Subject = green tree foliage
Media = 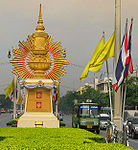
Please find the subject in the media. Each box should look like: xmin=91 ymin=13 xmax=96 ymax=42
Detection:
xmin=124 ymin=77 xmax=138 ymax=109
xmin=59 ymin=86 xmax=109 ymax=113
xmin=59 ymin=91 xmax=78 ymax=114
xmin=59 ymin=77 xmax=138 ymax=113
xmin=80 ymin=86 xmax=109 ymax=107
xmin=0 ymin=94 xmax=13 ymax=109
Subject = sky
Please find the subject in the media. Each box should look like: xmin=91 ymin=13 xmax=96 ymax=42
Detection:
xmin=0 ymin=0 xmax=138 ymax=96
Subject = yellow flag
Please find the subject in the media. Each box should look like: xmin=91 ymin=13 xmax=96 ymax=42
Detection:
xmin=80 ymin=34 xmax=105 ymax=81
xmin=5 ymin=79 xmax=14 ymax=99
xmin=18 ymin=92 xmax=22 ymax=105
xmin=80 ymin=32 xmax=114 ymax=81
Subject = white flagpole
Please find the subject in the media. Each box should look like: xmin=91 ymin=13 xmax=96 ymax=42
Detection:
xmin=106 ymin=60 xmax=113 ymax=122
xmin=56 ymin=103 xmax=58 ymax=117
xmin=55 ymin=87 xmax=58 ymax=117
xmin=122 ymin=80 xmax=127 ymax=122
xmin=20 ymin=89 xmax=23 ymax=114
xmin=13 ymin=75 xmax=17 ymax=119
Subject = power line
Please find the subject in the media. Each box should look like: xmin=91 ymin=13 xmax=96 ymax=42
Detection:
xmin=0 ymin=62 xmax=10 ymax=65
xmin=60 ymin=85 xmax=74 ymax=90
xmin=69 ymin=63 xmax=84 ymax=69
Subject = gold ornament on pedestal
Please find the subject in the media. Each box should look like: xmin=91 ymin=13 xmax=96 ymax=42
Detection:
xmin=11 ymin=4 xmax=69 ymax=82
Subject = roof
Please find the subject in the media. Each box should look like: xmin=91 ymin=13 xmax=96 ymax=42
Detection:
xmin=74 ymin=103 xmax=99 ymax=106
xmin=100 ymin=114 xmax=110 ymax=117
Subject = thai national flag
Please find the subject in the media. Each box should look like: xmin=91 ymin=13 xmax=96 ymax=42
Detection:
xmin=112 ymin=19 xmax=133 ymax=92
xmin=53 ymin=88 xmax=58 ymax=105
xmin=9 ymin=92 xmax=14 ymax=101
xmin=128 ymin=20 xmax=133 ymax=74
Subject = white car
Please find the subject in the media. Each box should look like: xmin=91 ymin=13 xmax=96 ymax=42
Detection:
xmin=100 ymin=114 xmax=110 ymax=129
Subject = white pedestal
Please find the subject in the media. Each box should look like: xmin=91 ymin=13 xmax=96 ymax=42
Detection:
xmin=17 ymin=112 xmax=59 ymax=128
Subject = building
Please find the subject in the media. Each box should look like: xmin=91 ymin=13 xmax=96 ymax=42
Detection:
xmin=94 ymin=77 xmax=112 ymax=94
xmin=76 ymin=83 xmax=94 ymax=95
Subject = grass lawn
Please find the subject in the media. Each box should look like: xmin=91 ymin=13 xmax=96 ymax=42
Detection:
xmin=0 ymin=128 xmax=133 ymax=150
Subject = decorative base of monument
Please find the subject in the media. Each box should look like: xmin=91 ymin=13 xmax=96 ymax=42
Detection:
xmin=17 ymin=112 xmax=59 ymax=128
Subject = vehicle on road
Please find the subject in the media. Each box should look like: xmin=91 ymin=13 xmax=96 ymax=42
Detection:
xmin=127 ymin=116 xmax=138 ymax=139
xmin=99 ymin=113 xmax=110 ymax=129
xmin=1 ymin=108 xmax=6 ymax=113
xmin=54 ymin=112 xmax=63 ymax=121
xmin=134 ymin=112 xmax=138 ymax=117
xmin=72 ymin=102 xmax=100 ymax=134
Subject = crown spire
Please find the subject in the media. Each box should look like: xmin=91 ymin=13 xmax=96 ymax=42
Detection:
xmin=35 ymin=4 xmax=45 ymax=32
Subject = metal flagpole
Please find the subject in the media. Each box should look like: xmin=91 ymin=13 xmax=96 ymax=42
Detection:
xmin=114 ymin=0 xmax=122 ymax=131
xmin=13 ymin=75 xmax=17 ymax=119
xmin=55 ymin=87 xmax=58 ymax=117
xmin=56 ymin=85 xmax=60 ymax=118
xmin=106 ymin=60 xmax=113 ymax=122
xmin=122 ymin=79 xmax=127 ymax=122
xmin=120 ymin=18 xmax=128 ymax=130
xmin=56 ymin=103 xmax=58 ymax=117
xmin=20 ymin=89 xmax=23 ymax=114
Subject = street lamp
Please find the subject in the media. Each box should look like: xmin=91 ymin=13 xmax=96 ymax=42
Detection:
xmin=8 ymin=50 xmax=11 ymax=59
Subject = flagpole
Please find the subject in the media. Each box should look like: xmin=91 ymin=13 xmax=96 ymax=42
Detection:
xmin=56 ymin=103 xmax=58 ymax=117
xmin=13 ymin=75 xmax=17 ymax=119
xmin=106 ymin=60 xmax=113 ymax=122
xmin=122 ymin=79 xmax=127 ymax=123
xmin=114 ymin=0 xmax=122 ymax=131
xmin=20 ymin=89 xmax=23 ymax=114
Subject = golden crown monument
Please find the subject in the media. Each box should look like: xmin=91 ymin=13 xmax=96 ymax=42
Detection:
xmin=10 ymin=4 xmax=68 ymax=128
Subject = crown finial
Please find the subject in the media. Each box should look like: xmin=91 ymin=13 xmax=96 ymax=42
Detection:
xmin=35 ymin=4 xmax=45 ymax=32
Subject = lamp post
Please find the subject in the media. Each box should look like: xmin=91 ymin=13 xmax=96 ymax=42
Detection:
xmin=8 ymin=48 xmax=17 ymax=119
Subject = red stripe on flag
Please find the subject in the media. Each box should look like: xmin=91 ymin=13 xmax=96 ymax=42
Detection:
xmin=129 ymin=59 xmax=133 ymax=73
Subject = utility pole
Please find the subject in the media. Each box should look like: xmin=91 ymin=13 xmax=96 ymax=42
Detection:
xmin=114 ymin=0 xmax=122 ymax=131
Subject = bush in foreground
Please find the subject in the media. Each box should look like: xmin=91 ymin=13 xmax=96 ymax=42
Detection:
xmin=0 ymin=128 xmax=133 ymax=150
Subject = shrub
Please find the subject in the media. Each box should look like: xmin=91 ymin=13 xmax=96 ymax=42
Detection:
xmin=6 ymin=119 xmax=18 ymax=126
xmin=0 ymin=128 xmax=133 ymax=150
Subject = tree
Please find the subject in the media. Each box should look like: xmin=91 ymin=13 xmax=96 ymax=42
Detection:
xmin=0 ymin=94 xmax=13 ymax=110
xmin=124 ymin=77 xmax=138 ymax=109
xmin=59 ymin=86 xmax=109 ymax=113
xmin=80 ymin=86 xmax=109 ymax=107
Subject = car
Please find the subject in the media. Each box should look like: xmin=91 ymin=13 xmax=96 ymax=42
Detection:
xmin=100 ymin=114 xmax=110 ymax=130
xmin=57 ymin=112 xmax=63 ymax=121
xmin=127 ymin=117 xmax=138 ymax=139
xmin=134 ymin=112 xmax=138 ymax=117
xmin=7 ymin=109 xmax=12 ymax=113
xmin=1 ymin=108 xmax=6 ymax=113
xmin=16 ymin=110 xmax=21 ymax=117
xmin=54 ymin=112 xmax=63 ymax=121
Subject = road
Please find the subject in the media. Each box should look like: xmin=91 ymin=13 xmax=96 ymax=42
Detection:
xmin=0 ymin=113 xmax=12 ymax=127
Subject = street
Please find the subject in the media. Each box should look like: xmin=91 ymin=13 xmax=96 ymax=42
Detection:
xmin=0 ymin=113 xmax=12 ymax=127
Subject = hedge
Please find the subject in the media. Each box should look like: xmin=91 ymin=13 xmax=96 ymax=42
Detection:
xmin=0 ymin=128 xmax=133 ymax=150
xmin=6 ymin=119 xmax=18 ymax=126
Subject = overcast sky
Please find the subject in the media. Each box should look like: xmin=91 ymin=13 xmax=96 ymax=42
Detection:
xmin=0 ymin=0 xmax=138 ymax=96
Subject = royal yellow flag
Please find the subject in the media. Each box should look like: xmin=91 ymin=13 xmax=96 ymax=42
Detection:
xmin=18 ymin=92 xmax=22 ymax=105
xmin=80 ymin=32 xmax=115 ymax=81
xmin=5 ymin=79 xmax=14 ymax=99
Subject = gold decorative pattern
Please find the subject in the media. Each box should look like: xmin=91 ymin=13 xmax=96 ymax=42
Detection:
xmin=10 ymin=4 xmax=69 ymax=82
